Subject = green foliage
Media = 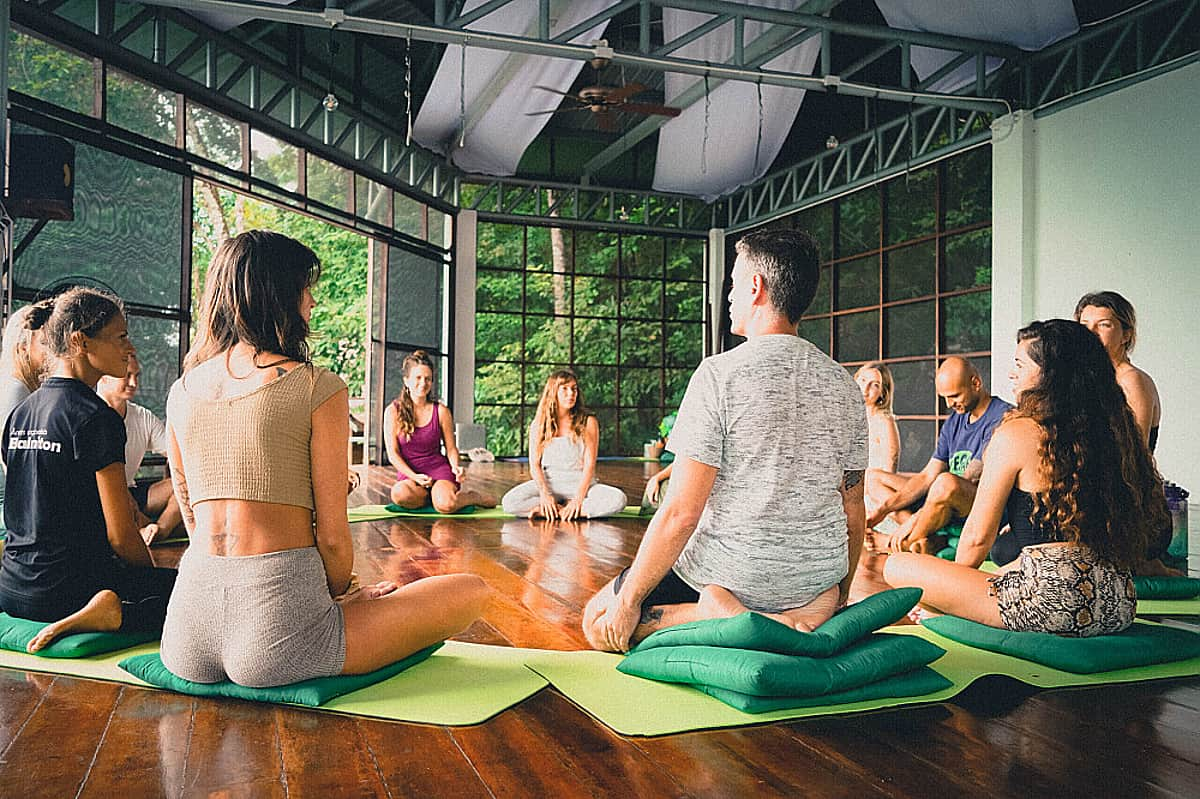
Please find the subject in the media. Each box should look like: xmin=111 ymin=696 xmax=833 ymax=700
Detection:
xmin=474 ymin=222 xmax=705 ymax=456
xmin=8 ymin=31 xmax=93 ymax=115
xmin=191 ymin=186 xmax=368 ymax=395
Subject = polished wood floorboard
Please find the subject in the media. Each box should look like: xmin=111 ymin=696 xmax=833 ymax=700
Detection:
xmin=1 ymin=460 xmax=1197 ymax=798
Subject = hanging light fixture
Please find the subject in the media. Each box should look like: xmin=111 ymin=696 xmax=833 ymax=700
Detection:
xmin=323 ymin=23 xmax=340 ymax=112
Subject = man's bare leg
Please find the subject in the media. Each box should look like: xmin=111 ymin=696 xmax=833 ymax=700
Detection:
xmin=895 ymin=474 xmax=977 ymax=552
xmin=581 ymin=575 xmax=702 ymax=649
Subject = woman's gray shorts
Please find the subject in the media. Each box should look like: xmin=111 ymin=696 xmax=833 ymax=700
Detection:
xmin=160 ymin=546 xmax=346 ymax=687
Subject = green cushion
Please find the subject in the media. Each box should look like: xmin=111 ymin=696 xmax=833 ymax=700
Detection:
xmin=384 ymin=503 xmax=476 ymax=515
xmin=921 ymin=616 xmax=1200 ymax=674
xmin=1133 ymin=576 xmax=1200 ymax=600
xmin=617 ymin=632 xmax=945 ymax=697
xmin=697 ymin=666 xmax=954 ymax=713
xmin=629 ymin=587 xmax=923 ymax=658
xmin=119 ymin=643 xmax=443 ymax=706
xmin=0 ymin=612 xmax=158 ymax=658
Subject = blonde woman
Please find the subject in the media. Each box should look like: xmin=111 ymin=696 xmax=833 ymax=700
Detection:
xmin=854 ymin=362 xmax=902 ymax=510
xmin=501 ymin=369 xmax=627 ymax=520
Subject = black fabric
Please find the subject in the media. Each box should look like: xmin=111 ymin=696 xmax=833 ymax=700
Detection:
xmin=615 ymin=566 xmax=701 ymax=610
xmin=0 ymin=377 xmax=127 ymax=610
xmin=0 ymin=560 xmax=176 ymax=633
xmin=991 ymin=485 xmax=1173 ymax=566
xmin=991 ymin=488 xmax=1052 ymax=566
xmin=129 ymin=481 xmax=152 ymax=512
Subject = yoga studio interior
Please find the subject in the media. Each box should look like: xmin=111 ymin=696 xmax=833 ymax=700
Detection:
xmin=1 ymin=1 xmax=1198 ymax=796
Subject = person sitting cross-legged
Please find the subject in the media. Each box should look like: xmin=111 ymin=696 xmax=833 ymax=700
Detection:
xmin=96 ymin=354 xmax=185 ymax=545
xmin=884 ymin=320 xmax=1169 ymax=635
xmin=582 ymin=229 xmax=868 ymax=652
xmin=865 ymin=357 xmax=1011 ymax=553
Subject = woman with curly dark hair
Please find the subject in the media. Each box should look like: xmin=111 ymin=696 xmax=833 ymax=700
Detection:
xmin=884 ymin=319 xmax=1168 ymax=636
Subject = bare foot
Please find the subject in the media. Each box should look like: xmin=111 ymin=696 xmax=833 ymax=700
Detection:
xmin=775 ymin=585 xmax=840 ymax=632
xmin=458 ymin=489 xmax=497 ymax=509
xmin=27 ymin=590 xmax=122 ymax=653
xmin=140 ymin=523 xmax=161 ymax=546
xmin=907 ymin=604 xmax=939 ymax=624
xmin=696 ymin=585 xmax=751 ymax=620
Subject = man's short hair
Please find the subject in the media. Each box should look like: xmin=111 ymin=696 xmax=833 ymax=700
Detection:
xmin=734 ymin=229 xmax=821 ymax=323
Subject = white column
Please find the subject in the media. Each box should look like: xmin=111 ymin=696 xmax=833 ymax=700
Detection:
xmin=988 ymin=111 xmax=1036 ymax=404
xmin=453 ymin=209 xmax=477 ymax=424
xmin=706 ymin=228 xmax=725 ymax=355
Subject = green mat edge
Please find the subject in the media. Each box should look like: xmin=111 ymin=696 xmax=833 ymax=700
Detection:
xmin=0 ymin=640 xmax=549 ymax=727
xmin=348 ymin=503 xmax=646 ymax=522
xmin=521 ymin=623 xmax=1200 ymax=737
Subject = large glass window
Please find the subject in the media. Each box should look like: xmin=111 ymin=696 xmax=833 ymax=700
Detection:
xmin=753 ymin=148 xmax=992 ymax=471
xmin=475 ymin=224 xmax=706 ymax=456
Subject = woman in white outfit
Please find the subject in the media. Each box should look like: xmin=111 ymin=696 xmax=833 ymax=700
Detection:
xmin=501 ymin=369 xmax=627 ymax=520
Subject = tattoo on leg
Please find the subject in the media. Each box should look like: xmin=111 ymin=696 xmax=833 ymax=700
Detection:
xmin=640 ymin=606 xmax=664 ymax=625
xmin=842 ymin=469 xmax=865 ymax=490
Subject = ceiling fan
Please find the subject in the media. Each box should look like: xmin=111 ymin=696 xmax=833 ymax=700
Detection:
xmin=527 ymin=50 xmax=681 ymax=132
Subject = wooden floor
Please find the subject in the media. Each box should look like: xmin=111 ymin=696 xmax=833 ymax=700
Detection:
xmin=2 ymin=460 xmax=1198 ymax=798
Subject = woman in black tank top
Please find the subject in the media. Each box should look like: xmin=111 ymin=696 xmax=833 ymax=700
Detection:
xmin=883 ymin=320 xmax=1168 ymax=636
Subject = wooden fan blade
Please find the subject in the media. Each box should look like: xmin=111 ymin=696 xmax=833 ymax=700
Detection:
xmin=619 ymin=102 xmax=682 ymax=118
xmin=524 ymin=107 xmax=592 ymax=116
xmin=533 ymin=85 xmax=578 ymax=99
xmin=606 ymin=82 xmax=648 ymax=103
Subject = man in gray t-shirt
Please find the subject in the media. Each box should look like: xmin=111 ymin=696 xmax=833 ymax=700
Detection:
xmin=583 ymin=230 xmax=868 ymax=653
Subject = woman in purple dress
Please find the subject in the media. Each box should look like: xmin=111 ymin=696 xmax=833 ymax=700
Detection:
xmin=384 ymin=351 xmax=496 ymax=512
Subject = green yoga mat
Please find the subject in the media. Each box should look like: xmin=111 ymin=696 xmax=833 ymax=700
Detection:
xmin=523 ymin=623 xmax=1200 ymax=737
xmin=347 ymin=503 xmax=647 ymax=522
xmin=0 ymin=640 xmax=547 ymax=726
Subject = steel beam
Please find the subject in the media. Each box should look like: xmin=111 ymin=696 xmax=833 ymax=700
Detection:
xmin=127 ymin=0 xmax=1010 ymax=114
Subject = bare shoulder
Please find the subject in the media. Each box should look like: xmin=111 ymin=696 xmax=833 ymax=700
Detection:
xmin=991 ymin=416 xmax=1041 ymax=453
xmin=438 ymin=402 xmax=455 ymax=424
xmin=1117 ymin=363 xmax=1160 ymax=398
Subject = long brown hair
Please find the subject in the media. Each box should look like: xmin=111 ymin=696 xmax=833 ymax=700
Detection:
xmin=531 ymin=369 xmax=590 ymax=458
xmin=186 ymin=230 xmax=321 ymax=370
xmin=1013 ymin=319 xmax=1167 ymax=568
xmin=392 ymin=350 xmax=437 ymax=439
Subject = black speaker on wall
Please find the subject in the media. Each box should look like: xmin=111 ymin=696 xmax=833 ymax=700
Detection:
xmin=7 ymin=134 xmax=76 ymax=220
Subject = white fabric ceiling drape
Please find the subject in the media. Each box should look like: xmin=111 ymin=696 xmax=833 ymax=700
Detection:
xmin=875 ymin=1 xmax=1079 ymax=93
xmin=652 ymin=0 xmax=820 ymax=201
xmin=412 ymin=0 xmax=612 ymax=175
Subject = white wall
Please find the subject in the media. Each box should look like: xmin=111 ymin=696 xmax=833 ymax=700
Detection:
xmin=453 ymin=209 xmax=477 ymax=425
xmin=991 ymin=62 xmax=1200 ymax=492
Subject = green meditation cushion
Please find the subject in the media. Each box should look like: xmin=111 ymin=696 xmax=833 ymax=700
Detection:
xmin=618 ymin=632 xmax=945 ymax=697
xmin=630 ymin=587 xmax=923 ymax=658
xmin=119 ymin=642 xmax=443 ymax=706
xmin=0 ymin=612 xmax=158 ymax=658
xmin=1133 ymin=576 xmax=1200 ymax=600
xmin=921 ymin=616 xmax=1200 ymax=674
xmin=696 ymin=666 xmax=954 ymax=713
xmin=383 ymin=503 xmax=476 ymax=515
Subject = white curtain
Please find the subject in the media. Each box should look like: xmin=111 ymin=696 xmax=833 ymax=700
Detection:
xmin=413 ymin=0 xmax=612 ymax=175
xmin=190 ymin=0 xmax=294 ymax=32
xmin=653 ymin=0 xmax=820 ymax=200
xmin=875 ymin=1 xmax=1079 ymax=93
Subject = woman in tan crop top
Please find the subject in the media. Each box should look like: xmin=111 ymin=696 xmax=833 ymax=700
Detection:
xmin=159 ymin=231 xmax=488 ymax=687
